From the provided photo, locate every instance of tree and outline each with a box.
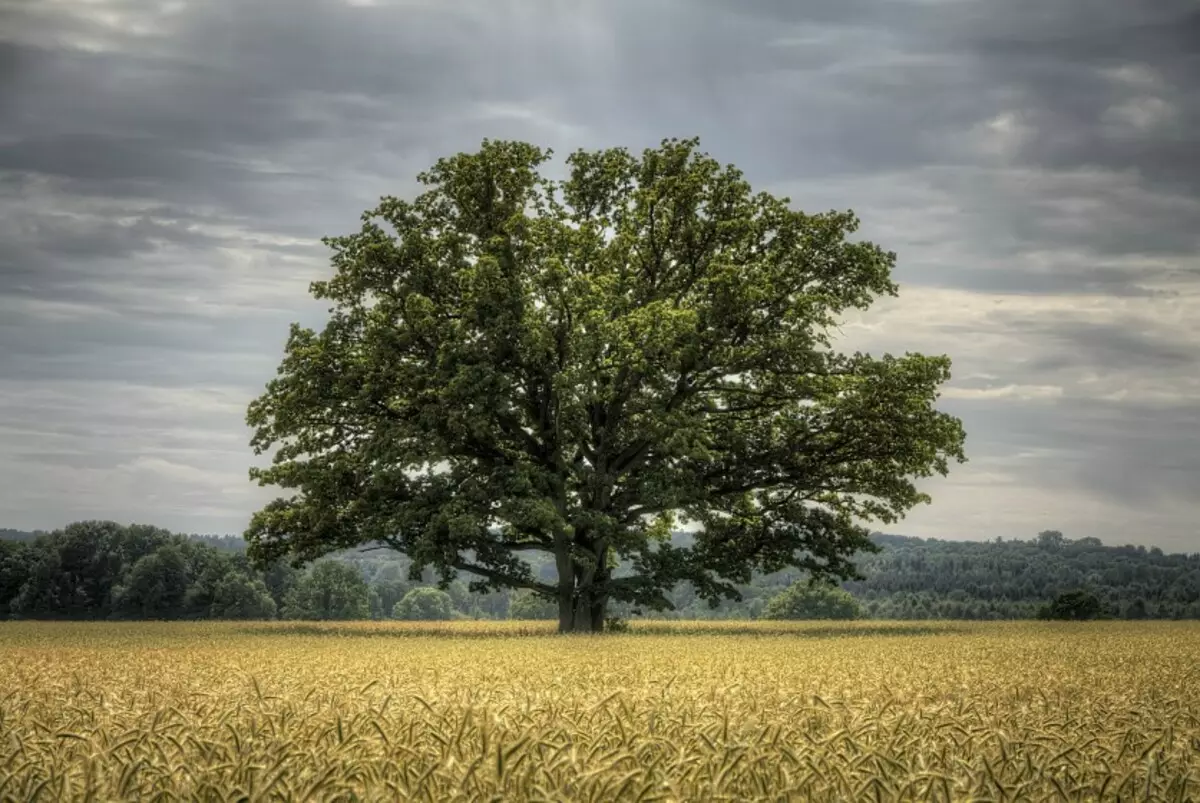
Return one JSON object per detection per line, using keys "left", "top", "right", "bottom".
{"left": 1037, "top": 530, "right": 1066, "bottom": 551}
{"left": 369, "top": 563, "right": 411, "bottom": 619}
{"left": 261, "top": 559, "right": 302, "bottom": 611}
{"left": 245, "top": 137, "right": 967, "bottom": 633}
{"left": 179, "top": 544, "right": 242, "bottom": 618}
{"left": 111, "top": 545, "right": 191, "bottom": 619}
{"left": 1120, "top": 597, "right": 1148, "bottom": 620}
{"left": 15, "top": 521, "right": 168, "bottom": 619}
{"left": 1037, "top": 589, "right": 1103, "bottom": 621}
{"left": 281, "top": 561, "right": 371, "bottom": 620}
{"left": 508, "top": 589, "right": 558, "bottom": 620}
{"left": 0, "top": 540, "right": 31, "bottom": 618}
{"left": 392, "top": 587, "right": 455, "bottom": 620}
{"left": 210, "top": 573, "right": 278, "bottom": 619}
{"left": 761, "top": 581, "right": 862, "bottom": 620}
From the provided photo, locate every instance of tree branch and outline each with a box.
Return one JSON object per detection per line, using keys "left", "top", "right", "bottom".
{"left": 450, "top": 558, "right": 555, "bottom": 595}
{"left": 495, "top": 541, "right": 554, "bottom": 553}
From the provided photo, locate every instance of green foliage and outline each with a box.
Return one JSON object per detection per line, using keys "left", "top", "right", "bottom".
{"left": 0, "top": 529, "right": 40, "bottom": 544}
{"left": 11, "top": 521, "right": 173, "bottom": 619}
{"left": 2, "top": 524, "right": 1199, "bottom": 622}
{"left": 1037, "top": 530, "right": 1066, "bottom": 551}
{"left": 0, "top": 522, "right": 291, "bottom": 622}
{"left": 210, "top": 574, "right": 278, "bottom": 620}
{"left": 367, "top": 563, "right": 411, "bottom": 619}
{"left": 0, "top": 540, "right": 31, "bottom": 617}
{"left": 244, "top": 136, "right": 967, "bottom": 633}
{"left": 604, "top": 616, "right": 631, "bottom": 633}
{"left": 178, "top": 542, "right": 243, "bottom": 618}
{"left": 508, "top": 589, "right": 558, "bottom": 620}
{"left": 392, "top": 587, "right": 455, "bottom": 621}
{"left": 281, "top": 561, "right": 371, "bottom": 621}
{"left": 839, "top": 533, "right": 1198, "bottom": 621}
{"left": 111, "top": 545, "right": 190, "bottom": 619}
{"left": 261, "top": 559, "right": 302, "bottom": 611}
{"left": 1120, "top": 598, "right": 1148, "bottom": 620}
{"left": 761, "top": 581, "right": 863, "bottom": 620}
{"left": 1037, "top": 589, "right": 1104, "bottom": 621}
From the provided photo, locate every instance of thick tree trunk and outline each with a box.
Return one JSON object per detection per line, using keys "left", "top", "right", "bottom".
{"left": 556, "top": 592, "right": 579, "bottom": 633}
{"left": 589, "top": 594, "right": 608, "bottom": 632}
{"left": 556, "top": 568, "right": 611, "bottom": 633}
{"left": 557, "top": 594, "right": 575, "bottom": 633}
{"left": 554, "top": 537, "right": 611, "bottom": 634}
{"left": 588, "top": 564, "right": 611, "bottom": 632}
{"left": 554, "top": 531, "right": 576, "bottom": 634}
{"left": 571, "top": 593, "right": 593, "bottom": 633}
{"left": 557, "top": 587, "right": 608, "bottom": 633}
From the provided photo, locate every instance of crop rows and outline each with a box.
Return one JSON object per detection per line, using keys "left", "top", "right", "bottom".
{"left": 1, "top": 620, "right": 1198, "bottom": 801}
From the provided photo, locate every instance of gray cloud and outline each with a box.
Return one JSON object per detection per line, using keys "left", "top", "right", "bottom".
{"left": 0, "top": 0, "right": 1197, "bottom": 549}
{"left": 1023, "top": 321, "right": 1197, "bottom": 373}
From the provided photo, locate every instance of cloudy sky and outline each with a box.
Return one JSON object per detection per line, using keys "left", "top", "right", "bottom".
{"left": 1, "top": 0, "right": 1197, "bottom": 551}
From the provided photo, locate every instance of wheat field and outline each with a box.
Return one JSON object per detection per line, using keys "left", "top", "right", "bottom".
{"left": 1, "top": 620, "right": 1197, "bottom": 802}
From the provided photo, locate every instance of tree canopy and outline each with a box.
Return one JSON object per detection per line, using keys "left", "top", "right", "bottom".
{"left": 280, "top": 561, "right": 371, "bottom": 621}
{"left": 762, "top": 581, "right": 863, "bottom": 620}
{"left": 393, "top": 587, "right": 455, "bottom": 621}
{"left": 245, "top": 137, "right": 967, "bottom": 632}
{"left": 1037, "top": 589, "right": 1104, "bottom": 621}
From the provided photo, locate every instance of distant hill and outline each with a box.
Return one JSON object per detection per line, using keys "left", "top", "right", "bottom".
{"left": 0, "top": 527, "right": 247, "bottom": 551}
{"left": 4, "top": 524, "right": 1198, "bottom": 620}
{"left": 638, "top": 530, "right": 1200, "bottom": 620}
{"left": 836, "top": 532, "right": 1200, "bottom": 620}
{"left": 0, "top": 529, "right": 39, "bottom": 543}
{"left": 186, "top": 533, "right": 249, "bottom": 552}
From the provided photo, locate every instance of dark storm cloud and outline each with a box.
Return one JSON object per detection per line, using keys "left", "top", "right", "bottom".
{"left": 5, "top": 0, "right": 1197, "bottom": 261}
{"left": 958, "top": 7, "right": 1200, "bottom": 208}
{"left": 0, "top": 0, "right": 1197, "bottom": 544}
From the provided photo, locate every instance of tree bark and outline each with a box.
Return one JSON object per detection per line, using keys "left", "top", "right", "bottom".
{"left": 555, "top": 558, "right": 611, "bottom": 633}
{"left": 588, "top": 563, "right": 611, "bottom": 632}
{"left": 571, "top": 592, "right": 593, "bottom": 633}
{"left": 554, "top": 530, "right": 575, "bottom": 634}
{"left": 557, "top": 585, "right": 608, "bottom": 633}
{"left": 589, "top": 593, "right": 608, "bottom": 632}
{"left": 554, "top": 532, "right": 614, "bottom": 633}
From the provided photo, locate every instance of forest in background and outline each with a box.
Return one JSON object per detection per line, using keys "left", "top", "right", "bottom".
{"left": 2, "top": 523, "right": 1199, "bottom": 621}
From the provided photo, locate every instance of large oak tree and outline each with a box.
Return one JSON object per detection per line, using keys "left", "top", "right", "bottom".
{"left": 245, "top": 138, "right": 966, "bottom": 633}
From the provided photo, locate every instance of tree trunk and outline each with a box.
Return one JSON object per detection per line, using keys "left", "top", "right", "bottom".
{"left": 556, "top": 592, "right": 577, "bottom": 633}
{"left": 588, "top": 564, "right": 611, "bottom": 632}
{"left": 557, "top": 586, "right": 607, "bottom": 633}
{"left": 589, "top": 593, "right": 608, "bottom": 632}
{"left": 554, "top": 531, "right": 575, "bottom": 634}
{"left": 555, "top": 570, "right": 611, "bottom": 633}
{"left": 571, "top": 592, "right": 593, "bottom": 633}
{"left": 554, "top": 538, "right": 611, "bottom": 634}
{"left": 557, "top": 594, "right": 576, "bottom": 633}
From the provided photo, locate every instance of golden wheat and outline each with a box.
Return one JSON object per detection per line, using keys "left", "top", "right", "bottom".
{"left": 1, "top": 619, "right": 1197, "bottom": 801}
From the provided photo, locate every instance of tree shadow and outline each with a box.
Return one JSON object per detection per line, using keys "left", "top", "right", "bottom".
{"left": 235, "top": 622, "right": 557, "bottom": 640}
{"left": 637, "top": 622, "right": 968, "bottom": 639}
{"left": 235, "top": 621, "right": 968, "bottom": 640}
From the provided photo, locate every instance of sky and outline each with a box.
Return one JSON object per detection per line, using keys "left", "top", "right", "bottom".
{"left": 0, "top": 0, "right": 1197, "bottom": 552}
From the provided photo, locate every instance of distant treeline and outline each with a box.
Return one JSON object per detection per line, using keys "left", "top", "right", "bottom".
{"left": 1, "top": 524, "right": 1198, "bottom": 621}
{"left": 843, "top": 531, "right": 1200, "bottom": 620}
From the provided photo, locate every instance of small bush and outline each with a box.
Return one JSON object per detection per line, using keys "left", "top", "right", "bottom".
{"left": 392, "top": 587, "right": 455, "bottom": 621}
{"left": 1037, "top": 589, "right": 1103, "bottom": 621}
{"left": 761, "top": 582, "right": 863, "bottom": 621}
{"left": 508, "top": 590, "right": 558, "bottom": 620}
